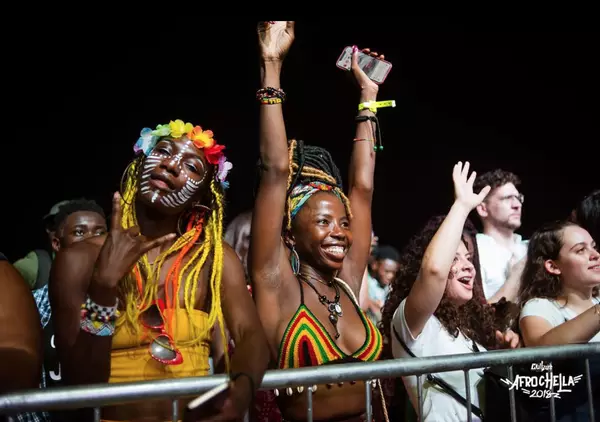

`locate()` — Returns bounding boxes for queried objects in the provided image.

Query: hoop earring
[119,160,138,205]
[177,202,212,244]
[290,245,300,275]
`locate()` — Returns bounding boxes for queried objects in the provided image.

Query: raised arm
[0,258,42,393]
[250,22,295,289]
[404,162,490,337]
[50,193,174,386]
[340,47,380,293]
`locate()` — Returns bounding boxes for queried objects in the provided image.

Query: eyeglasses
[139,299,183,365]
[499,193,525,204]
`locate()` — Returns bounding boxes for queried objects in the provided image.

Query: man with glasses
[473,169,528,303]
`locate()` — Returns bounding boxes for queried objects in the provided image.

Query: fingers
[510,333,520,349]
[111,192,123,231]
[141,233,177,254]
[126,226,141,237]
[361,48,385,59]
[477,185,492,201]
[495,330,504,344]
[351,45,359,70]
[461,161,470,178]
[467,170,477,186]
[452,161,461,180]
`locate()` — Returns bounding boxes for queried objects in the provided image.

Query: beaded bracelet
[80,318,116,336]
[80,295,120,323]
[256,87,286,103]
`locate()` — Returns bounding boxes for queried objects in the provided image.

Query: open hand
[93,192,176,288]
[495,329,521,349]
[452,161,491,211]
[257,21,295,62]
[351,47,383,92]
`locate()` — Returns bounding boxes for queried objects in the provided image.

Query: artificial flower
[134,128,159,156]
[216,155,233,183]
[204,144,225,165]
[188,126,215,149]
[169,119,193,138]
[152,124,170,137]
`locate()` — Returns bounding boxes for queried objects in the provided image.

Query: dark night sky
[3,18,598,260]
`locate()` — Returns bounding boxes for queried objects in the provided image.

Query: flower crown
[134,119,232,189]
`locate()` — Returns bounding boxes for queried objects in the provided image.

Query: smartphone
[336,46,392,84]
[186,381,230,416]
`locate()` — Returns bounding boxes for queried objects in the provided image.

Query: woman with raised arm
[251,21,384,422]
[50,121,269,422]
[380,162,520,422]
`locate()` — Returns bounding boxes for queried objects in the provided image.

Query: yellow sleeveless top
[109,308,211,383]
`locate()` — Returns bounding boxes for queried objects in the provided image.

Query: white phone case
[335,46,393,84]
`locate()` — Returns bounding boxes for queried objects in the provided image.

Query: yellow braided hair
[117,128,230,372]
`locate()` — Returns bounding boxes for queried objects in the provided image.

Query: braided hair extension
[284,139,351,230]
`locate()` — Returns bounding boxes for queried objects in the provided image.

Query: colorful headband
[289,181,342,219]
[134,119,232,190]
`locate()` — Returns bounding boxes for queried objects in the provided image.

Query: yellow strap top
[109,308,212,384]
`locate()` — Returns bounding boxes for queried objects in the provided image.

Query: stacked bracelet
[80,318,116,336]
[256,87,286,104]
[80,295,120,323]
[355,115,383,151]
[80,295,120,337]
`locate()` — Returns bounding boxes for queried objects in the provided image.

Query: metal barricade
[1,343,598,422]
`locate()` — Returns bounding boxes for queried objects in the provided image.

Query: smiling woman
[380,162,519,422]
[250,21,385,422]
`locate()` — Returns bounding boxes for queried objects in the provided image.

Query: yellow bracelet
[358,100,396,113]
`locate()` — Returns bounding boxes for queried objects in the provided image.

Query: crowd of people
[1,21,599,422]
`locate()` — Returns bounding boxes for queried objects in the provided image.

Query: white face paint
[139,139,207,208]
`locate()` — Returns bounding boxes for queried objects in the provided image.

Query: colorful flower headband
[134,119,232,189]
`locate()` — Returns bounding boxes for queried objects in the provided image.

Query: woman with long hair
[380,162,519,422]
[250,21,385,421]
[518,220,600,421]
[50,120,269,421]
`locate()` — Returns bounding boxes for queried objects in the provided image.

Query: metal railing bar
[1,343,597,412]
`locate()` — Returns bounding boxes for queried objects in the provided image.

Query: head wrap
[289,181,343,220]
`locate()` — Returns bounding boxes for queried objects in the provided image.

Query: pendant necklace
[298,274,343,339]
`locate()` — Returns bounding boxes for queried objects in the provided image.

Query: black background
[4,18,598,260]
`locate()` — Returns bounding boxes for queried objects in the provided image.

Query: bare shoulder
[221,242,246,286]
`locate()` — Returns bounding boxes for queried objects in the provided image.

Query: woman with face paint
[251,21,386,422]
[380,162,521,422]
[49,121,269,422]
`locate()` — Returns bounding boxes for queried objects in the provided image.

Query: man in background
[473,169,528,303]
[13,200,72,290]
[361,244,400,325]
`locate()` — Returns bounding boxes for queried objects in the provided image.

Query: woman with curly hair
[380,162,520,422]
[518,220,600,421]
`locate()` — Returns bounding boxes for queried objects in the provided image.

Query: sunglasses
[139,299,183,365]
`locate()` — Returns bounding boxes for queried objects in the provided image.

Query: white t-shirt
[391,298,486,422]
[520,297,600,343]
[476,233,528,299]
